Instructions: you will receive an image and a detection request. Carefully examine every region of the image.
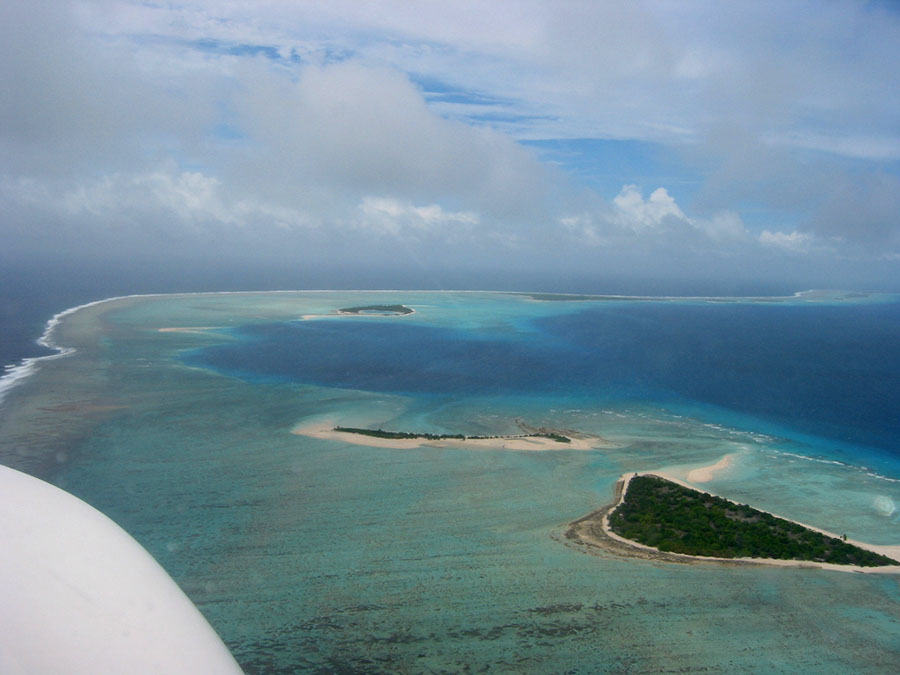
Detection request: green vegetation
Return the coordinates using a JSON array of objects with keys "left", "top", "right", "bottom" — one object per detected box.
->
[
  {"left": 539, "top": 432, "right": 571, "bottom": 443},
  {"left": 333, "top": 427, "right": 570, "bottom": 443},
  {"left": 609, "top": 475, "right": 898, "bottom": 566},
  {"left": 338, "top": 304, "right": 413, "bottom": 314},
  {"left": 334, "top": 427, "right": 464, "bottom": 440}
]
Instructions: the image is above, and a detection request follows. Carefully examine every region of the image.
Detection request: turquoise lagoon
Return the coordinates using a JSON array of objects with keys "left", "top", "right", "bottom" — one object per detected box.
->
[{"left": 1, "top": 290, "right": 899, "bottom": 672}]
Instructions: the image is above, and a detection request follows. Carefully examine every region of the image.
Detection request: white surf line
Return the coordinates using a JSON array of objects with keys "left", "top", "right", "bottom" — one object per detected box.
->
[
  {"left": 0, "top": 289, "right": 311, "bottom": 404},
  {"left": 0, "top": 288, "right": 513, "bottom": 404},
  {"left": 0, "top": 294, "right": 150, "bottom": 405}
]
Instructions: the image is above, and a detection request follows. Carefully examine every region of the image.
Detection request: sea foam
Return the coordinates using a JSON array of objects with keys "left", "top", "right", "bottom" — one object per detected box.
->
[{"left": 0, "top": 295, "right": 143, "bottom": 405}]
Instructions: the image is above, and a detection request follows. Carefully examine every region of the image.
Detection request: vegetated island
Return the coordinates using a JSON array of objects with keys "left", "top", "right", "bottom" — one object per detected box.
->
[
  {"left": 337, "top": 304, "right": 414, "bottom": 315},
  {"left": 292, "top": 419, "right": 606, "bottom": 451},
  {"left": 300, "top": 304, "right": 416, "bottom": 321},
  {"left": 567, "top": 473, "right": 900, "bottom": 571},
  {"left": 334, "top": 426, "right": 571, "bottom": 443}
]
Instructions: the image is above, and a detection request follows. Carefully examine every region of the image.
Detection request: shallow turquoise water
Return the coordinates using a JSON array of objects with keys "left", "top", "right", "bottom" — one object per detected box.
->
[{"left": 1, "top": 291, "right": 899, "bottom": 672}]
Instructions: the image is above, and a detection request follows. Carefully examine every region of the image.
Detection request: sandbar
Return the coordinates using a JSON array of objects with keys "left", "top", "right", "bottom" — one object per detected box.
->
[
  {"left": 300, "top": 309, "right": 416, "bottom": 320},
  {"left": 292, "top": 420, "right": 603, "bottom": 451},
  {"left": 158, "top": 326, "right": 220, "bottom": 334},
  {"left": 567, "top": 472, "right": 900, "bottom": 574},
  {"left": 685, "top": 453, "right": 737, "bottom": 483}
]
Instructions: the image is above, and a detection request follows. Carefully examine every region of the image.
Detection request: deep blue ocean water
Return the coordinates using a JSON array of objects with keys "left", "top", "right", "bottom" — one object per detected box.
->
[{"left": 187, "top": 300, "right": 900, "bottom": 457}]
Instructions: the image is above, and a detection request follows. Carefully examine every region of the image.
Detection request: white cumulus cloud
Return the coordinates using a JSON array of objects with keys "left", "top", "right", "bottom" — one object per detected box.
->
[
  {"left": 358, "top": 197, "right": 479, "bottom": 235},
  {"left": 759, "top": 230, "right": 814, "bottom": 253},
  {"left": 612, "top": 185, "right": 688, "bottom": 231}
]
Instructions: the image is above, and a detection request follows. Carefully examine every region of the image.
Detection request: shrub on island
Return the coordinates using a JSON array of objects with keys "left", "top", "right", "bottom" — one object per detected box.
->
[
  {"left": 609, "top": 475, "right": 898, "bottom": 566},
  {"left": 332, "top": 427, "right": 571, "bottom": 443},
  {"left": 333, "top": 427, "right": 464, "bottom": 440},
  {"left": 337, "top": 305, "right": 413, "bottom": 315}
]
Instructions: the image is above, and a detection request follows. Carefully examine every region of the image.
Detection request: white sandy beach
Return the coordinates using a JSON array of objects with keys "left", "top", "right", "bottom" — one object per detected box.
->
[
  {"left": 685, "top": 453, "right": 737, "bottom": 482},
  {"left": 292, "top": 420, "right": 600, "bottom": 451},
  {"left": 300, "top": 308, "right": 417, "bottom": 320},
  {"left": 654, "top": 452, "right": 740, "bottom": 486},
  {"left": 158, "top": 326, "right": 220, "bottom": 334}
]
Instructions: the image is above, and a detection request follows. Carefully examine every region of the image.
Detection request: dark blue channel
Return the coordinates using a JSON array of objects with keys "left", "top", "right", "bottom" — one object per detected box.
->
[{"left": 185, "top": 302, "right": 900, "bottom": 454}]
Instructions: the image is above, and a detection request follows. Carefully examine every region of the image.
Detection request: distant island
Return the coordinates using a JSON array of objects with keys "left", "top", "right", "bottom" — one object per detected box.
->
[
  {"left": 337, "top": 304, "right": 414, "bottom": 315},
  {"left": 334, "top": 426, "right": 571, "bottom": 443},
  {"left": 568, "top": 473, "right": 900, "bottom": 570}
]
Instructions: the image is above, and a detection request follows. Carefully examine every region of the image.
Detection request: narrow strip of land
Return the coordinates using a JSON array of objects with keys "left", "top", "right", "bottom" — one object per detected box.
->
[
  {"left": 685, "top": 453, "right": 736, "bottom": 482},
  {"left": 292, "top": 420, "right": 604, "bottom": 451},
  {"left": 337, "top": 304, "right": 414, "bottom": 315},
  {"left": 158, "top": 326, "right": 220, "bottom": 334}
]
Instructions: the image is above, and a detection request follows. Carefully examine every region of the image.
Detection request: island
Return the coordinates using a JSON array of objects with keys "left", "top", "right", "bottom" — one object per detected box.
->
[
  {"left": 567, "top": 473, "right": 900, "bottom": 571},
  {"left": 337, "top": 304, "right": 414, "bottom": 315},
  {"left": 292, "top": 419, "right": 607, "bottom": 451},
  {"left": 334, "top": 426, "right": 571, "bottom": 443}
]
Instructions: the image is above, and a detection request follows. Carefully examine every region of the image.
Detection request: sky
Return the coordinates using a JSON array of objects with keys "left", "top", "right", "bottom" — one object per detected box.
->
[{"left": 2, "top": 0, "right": 899, "bottom": 292}]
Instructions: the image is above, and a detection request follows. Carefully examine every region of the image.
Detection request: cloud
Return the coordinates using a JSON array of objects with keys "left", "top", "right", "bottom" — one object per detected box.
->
[
  {"left": 693, "top": 211, "right": 747, "bottom": 243},
  {"left": 557, "top": 185, "right": 752, "bottom": 258},
  {"left": 230, "top": 60, "right": 552, "bottom": 221},
  {"left": 0, "top": 1, "right": 897, "bottom": 289},
  {"left": 0, "top": 4, "right": 556, "bottom": 258},
  {"left": 0, "top": 1, "right": 217, "bottom": 179},
  {"left": 52, "top": 0, "right": 899, "bottom": 157},
  {"left": 807, "top": 172, "right": 900, "bottom": 251},
  {"left": 2, "top": 167, "right": 314, "bottom": 251},
  {"left": 61, "top": 170, "right": 236, "bottom": 226},
  {"left": 357, "top": 197, "right": 478, "bottom": 236},
  {"left": 688, "top": 125, "right": 900, "bottom": 256},
  {"left": 207, "top": 3, "right": 900, "bottom": 155},
  {"left": 612, "top": 185, "right": 687, "bottom": 232},
  {"left": 758, "top": 230, "right": 814, "bottom": 254}
]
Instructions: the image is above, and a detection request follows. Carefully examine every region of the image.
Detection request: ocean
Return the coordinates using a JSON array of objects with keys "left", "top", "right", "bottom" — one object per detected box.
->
[
  {"left": 186, "top": 297, "right": 900, "bottom": 458},
  {"left": 1, "top": 287, "right": 899, "bottom": 672}
]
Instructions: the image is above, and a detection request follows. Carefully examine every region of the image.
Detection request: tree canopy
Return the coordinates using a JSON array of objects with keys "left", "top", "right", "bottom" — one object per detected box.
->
[{"left": 609, "top": 475, "right": 897, "bottom": 567}]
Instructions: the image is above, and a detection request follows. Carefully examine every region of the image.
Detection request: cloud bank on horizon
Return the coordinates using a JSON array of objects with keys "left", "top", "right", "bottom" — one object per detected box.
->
[{"left": 1, "top": 0, "right": 898, "bottom": 289}]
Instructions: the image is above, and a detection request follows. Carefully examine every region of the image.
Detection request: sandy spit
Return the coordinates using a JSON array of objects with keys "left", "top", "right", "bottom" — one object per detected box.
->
[
  {"left": 685, "top": 453, "right": 737, "bottom": 482},
  {"left": 157, "top": 326, "right": 220, "bottom": 334}
]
